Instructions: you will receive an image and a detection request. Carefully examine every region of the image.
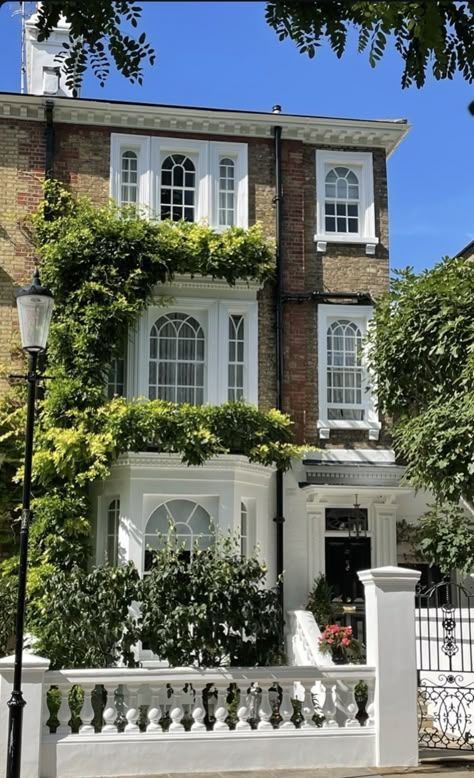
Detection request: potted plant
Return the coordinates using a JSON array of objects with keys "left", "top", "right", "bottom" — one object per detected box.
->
[{"left": 318, "top": 624, "right": 362, "bottom": 664}]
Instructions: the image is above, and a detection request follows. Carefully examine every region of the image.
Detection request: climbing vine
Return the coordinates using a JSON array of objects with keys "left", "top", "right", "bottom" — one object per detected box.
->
[{"left": 0, "top": 181, "right": 301, "bottom": 608}]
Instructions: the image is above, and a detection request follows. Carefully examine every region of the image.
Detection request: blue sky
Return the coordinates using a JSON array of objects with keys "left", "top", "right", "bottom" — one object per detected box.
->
[{"left": 0, "top": 1, "right": 472, "bottom": 272}]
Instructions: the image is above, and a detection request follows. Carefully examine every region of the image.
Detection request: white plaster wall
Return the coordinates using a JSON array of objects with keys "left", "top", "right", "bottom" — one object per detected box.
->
[{"left": 92, "top": 454, "right": 276, "bottom": 581}]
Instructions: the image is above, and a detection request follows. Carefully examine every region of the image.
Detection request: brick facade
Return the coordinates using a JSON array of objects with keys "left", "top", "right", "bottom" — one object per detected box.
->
[{"left": 0, "top": 105, "right": 392, "bottom": 450}]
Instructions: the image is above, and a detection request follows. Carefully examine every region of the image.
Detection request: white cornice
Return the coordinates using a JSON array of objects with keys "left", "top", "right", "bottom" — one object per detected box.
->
[
  {"left": 303, "top": 463, "right": 406, "bottom": 489},
  {"left": 154, "top": 274, "right": 263, "bottom": 299},
  {"left": 112, "top": 452, "right": 275, "bottom": 477},
  {"left": 0, "top": 93, "right": 410, "bottom": 157}
]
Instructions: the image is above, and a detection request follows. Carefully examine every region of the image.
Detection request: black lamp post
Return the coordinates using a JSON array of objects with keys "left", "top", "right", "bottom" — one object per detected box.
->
[{"left": 6, "top": 269, "right": 53, "bottom": 778}]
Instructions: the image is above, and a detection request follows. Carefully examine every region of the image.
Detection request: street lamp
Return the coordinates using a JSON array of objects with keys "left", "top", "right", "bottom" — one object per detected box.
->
[{"left": 6, "top": 269, "right": 53, "bottom": 778}]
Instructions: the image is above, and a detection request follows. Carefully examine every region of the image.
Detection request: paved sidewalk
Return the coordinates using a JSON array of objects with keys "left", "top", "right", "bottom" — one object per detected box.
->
[{"left": 118, "top": 759, "right": 474, "bottom": 778}]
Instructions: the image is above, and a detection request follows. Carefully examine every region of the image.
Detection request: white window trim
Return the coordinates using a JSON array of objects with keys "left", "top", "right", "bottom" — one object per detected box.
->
[
  {"left": 210, "top": 142, "right": 248, "bottom": 230},
  {"left": 317, "top": 304, "right": 380, "bottom": 440},
  {"left": 314, "top": 150, "right": 378, "bottom": 255},
  {"left": 96, "top": 494, "right": 121, "bottom": 565},
  {"left": 130, "top": 297, "right": 257, "bottom": 406},
  {"left": 110, "top": 134, "right": 151, "bottom": 212},
  {"left": 217, "top": 301, "right": 258, "bottom": 405},
  {"left": 110, "top": 134, "right": 248, "bottom": 229},
  {"left": 150, "top": 137, "right": 209, "bottom": 223}
]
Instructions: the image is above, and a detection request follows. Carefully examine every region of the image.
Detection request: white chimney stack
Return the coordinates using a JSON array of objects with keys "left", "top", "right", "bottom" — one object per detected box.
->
[{"left": 25, "top": 6, "right": 76, "bottom": 97}]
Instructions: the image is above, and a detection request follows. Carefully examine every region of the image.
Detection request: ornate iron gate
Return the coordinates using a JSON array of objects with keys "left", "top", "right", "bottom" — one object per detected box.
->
[{"left": 417, "top": 580, "right": 474, "bottom": 750}]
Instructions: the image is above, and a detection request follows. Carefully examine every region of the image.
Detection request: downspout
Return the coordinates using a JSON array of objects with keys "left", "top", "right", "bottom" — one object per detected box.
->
[
  {"left": 45, "top": 100, "right": 55, "bottom": 180},
  {"left": 272, "top": 109, "right": 285, "bottom": 620}
]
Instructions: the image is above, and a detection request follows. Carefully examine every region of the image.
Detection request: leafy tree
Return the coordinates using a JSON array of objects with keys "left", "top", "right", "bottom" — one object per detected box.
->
[
  {"left": 141, "top": 532, "right": 283, "bottom": 667},
  {"left": 30, "top": 563, "right": 141, "bottom": 669},
  {"left": 368, "top": 255, "right": 474, "bottom": 510},
  {"left": 266, "top": 1, "right": 474, "bottom": 89},
  {"left": 21, "top": 1, "right": 474, "bottom": 94},
  {"left": 416, "top": 504, "right": 474, "bottom": 575},
  {"left": 0, "top": 574, "right": 17, "bottom": 657}
]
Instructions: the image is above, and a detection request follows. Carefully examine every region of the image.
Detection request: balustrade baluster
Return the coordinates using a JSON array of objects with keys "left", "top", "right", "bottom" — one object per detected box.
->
[
  {"left": 301, "top": 687, "right": 316, "bottom": 729},
  {"left": 321, "top": 679, "right": 338, "bottom": 728},
  {"left": 168, "top": 690, "right": 184, "bottom": 733},
  {"left": 278, "top": 685, "right": 295, "bottom": 729},
  {"left": 43, "top": 685, "right": 52, "bottom": 736},
  {"left": 257, "top": 687, "right": 273, "bottom": 731},
  {"left": 79, "top": 683, "right": 96, "bottom": 734},
  {"left": 124, "top": 684, "right": 140, "bottom": 733},
  {"left": 343, "top": 680, "right": 359, "bottom": 728},
  {"left": 213, "top": 686, "right": 229, "bottom": 731},
  {"left": 56, "top": 683, "right": 71, "bottom": 735},
  {"left": 146, "top": 684, "right": 162, "bottom": 733},
  {"left": 101, "top": 684, "right": 118, "bottom": 734},
  {"left": 236, "top": 695, "right": 251, "bottom": 731},
  {"left": 366, "top": 679, "right": 376, "bottom": 727},
  {"left": 191, "top": 686, "right": 206, "bottom": 732}
]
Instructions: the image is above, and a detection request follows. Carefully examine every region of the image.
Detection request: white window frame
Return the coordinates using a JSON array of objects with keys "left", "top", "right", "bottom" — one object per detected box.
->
[
  {"left": 317, "top": 304, "right": 380, "bottom": 440},
  {"left": 110, "top": 134, "right": 151, "bottom": 211},
  {"left": 151, "top": 137, "right": 209, "bottom": 223},
  {"left": 129, "top": 298, "right": 258, "bottom": 406},
  {"left": 210, "top": 142, "right": 248, "bottom": 230},
  {"left": 110, "top": 134, "right": 248, "bottom": 228},
  {"left": 217, "top": 301, "right": 258, "bottom": 405},
  {"left": 314, "top": 150, "right": 378, "bottom": 255}
]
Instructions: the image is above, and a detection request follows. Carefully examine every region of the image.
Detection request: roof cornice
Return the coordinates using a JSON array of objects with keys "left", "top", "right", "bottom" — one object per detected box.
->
[{"left": 0, "top": 93, "right": 410, "bottom": 156}]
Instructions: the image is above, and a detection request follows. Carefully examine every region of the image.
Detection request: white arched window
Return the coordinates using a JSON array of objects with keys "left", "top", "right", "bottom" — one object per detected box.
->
[
  {"left": 324, "top": 166, "right": 359, "bottom": 234},
  {"left": 106, "top": 498, "right": 120, "bottom": 565},
  {"left": 218, "top": 157, "right": 235, "bottom": 227},
  {"left": 228, "top": 314, "right": 244, "bottom": 401},
  {"left": 144, "top": 499, "right": 214, "bottom": 571},
  {"left": 120, "top": 150, "right": 138, "bottom": 206},
  {"left": 160, "top": 154, "right": 196, "bottom": 222},
  {"left": 149, "top": 313, "right": 205, "bottom": 404},
  {"left": 240, "top": 501, "right": 248, "bottom": 558},
  {"left": 326, "top": 319, "right": 364, "bottom": 420}
]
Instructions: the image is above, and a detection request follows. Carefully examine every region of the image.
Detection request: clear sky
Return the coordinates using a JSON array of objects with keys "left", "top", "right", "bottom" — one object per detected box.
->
[{"left": 0, "top": 1, "right": 472, "bottom": 273}]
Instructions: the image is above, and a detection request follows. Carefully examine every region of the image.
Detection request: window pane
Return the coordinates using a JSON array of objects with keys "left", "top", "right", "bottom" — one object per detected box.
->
[
  {"left": 337, "top": 217, "right": 346, "bottom": 232},
  {"left": 326, "top": 217, "right": 336, "bottom": 231}
]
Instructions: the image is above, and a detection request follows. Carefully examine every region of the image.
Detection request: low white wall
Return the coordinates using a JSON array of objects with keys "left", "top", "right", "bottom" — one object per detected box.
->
[{"left": 42, "top": 730, "right": 375, "bottom": 778}]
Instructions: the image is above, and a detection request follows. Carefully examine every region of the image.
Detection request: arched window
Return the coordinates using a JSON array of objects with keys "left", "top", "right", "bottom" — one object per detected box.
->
[
  {"left": 160, "top": 154, "right": 196, "bottom": 221},
  {"left": 149, "top": 313, "right": 205, "bottom": 404},
  {"left": 228, "top": 314, "right": 244, "bottom": 401},
  {"left": 240, "top": 501, "right": 248, "bottom": 558},
  {"left": 219, "top": 157, "right": 235, "bottom": 227},
  {"left": 106, "top": 498, "right": 120, "bottom": 564},
  {"left": 327, "top": 320, "right": 364, "bottom": 420},
  {"left": 144, "top": 499, "right": 213, "bottom": 571},
  {"left": 121, "top": 150, "right": 138, "bottom": 206},
  {"left": 324, "top": 167, "right": 359, "bottom": 234}
]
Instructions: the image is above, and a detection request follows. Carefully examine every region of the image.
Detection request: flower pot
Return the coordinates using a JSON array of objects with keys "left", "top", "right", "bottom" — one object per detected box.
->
[{"left": 331, "top": 646, "right": 347, "bottom": 665}]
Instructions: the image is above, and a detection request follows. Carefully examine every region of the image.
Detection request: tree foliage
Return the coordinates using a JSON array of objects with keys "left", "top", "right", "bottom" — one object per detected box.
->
[
  {"left": 416, "top": 504, "right": 474, "bottom": 575},
  {"left": 368, "top": 256, "right": 474, "bottom": 506},
  {"left": 142, "top": 532, "right": 283, "bottom": 667},
  {"left": 265, "top": 1, "right": 474, "bottom": 89}
]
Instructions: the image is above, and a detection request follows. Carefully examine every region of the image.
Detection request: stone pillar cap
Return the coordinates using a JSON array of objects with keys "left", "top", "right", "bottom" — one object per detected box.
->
[
  {"left": 358, "top": 565, "right": 421, "bottom": 589},
  {"left": 0, "top": 650, "right": 50, "bottom": 669}
]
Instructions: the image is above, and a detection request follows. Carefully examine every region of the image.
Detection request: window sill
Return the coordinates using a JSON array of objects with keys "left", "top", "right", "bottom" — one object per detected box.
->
[
  {"left": 317, "top": 419, "right": 381, "bottom": 441},
  {"left": 314, "top": 234, "right": 379, "bottom": 255}
]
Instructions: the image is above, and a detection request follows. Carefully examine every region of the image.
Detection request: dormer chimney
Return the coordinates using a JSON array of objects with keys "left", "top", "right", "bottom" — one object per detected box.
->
[{"left": 25, "top": 6, "right": 76, "bottom": 97}]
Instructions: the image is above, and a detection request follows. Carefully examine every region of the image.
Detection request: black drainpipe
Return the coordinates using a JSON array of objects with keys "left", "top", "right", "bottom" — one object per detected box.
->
[
  {"left": 272, "top": 109, "right": 285, "bottom": 621},
  {"left": 45, "top": 100, "right": 55, "bottom": 180}
]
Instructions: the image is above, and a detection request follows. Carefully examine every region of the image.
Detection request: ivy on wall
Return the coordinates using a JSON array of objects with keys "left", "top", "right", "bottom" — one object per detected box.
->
[{"left": 0, "top": 181, "right": 301, "bottom": 605}]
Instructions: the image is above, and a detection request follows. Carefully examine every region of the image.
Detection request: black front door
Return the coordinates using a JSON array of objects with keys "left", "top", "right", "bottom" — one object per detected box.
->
[{"left": 325, "top": 537, "right": 371, "bottom": 604}]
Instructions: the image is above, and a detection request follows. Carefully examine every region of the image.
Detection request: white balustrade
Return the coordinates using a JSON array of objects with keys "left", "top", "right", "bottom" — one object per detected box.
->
[{"left": 42, "top": 665, "right": 376, "bottom": 738}]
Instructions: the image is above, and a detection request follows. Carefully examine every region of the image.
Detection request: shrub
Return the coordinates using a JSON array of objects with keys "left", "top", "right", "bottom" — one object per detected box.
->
[
  {"left": 141, "top": 532, "right": 283, "bottom": 667},
  {"left": 30, "top": 562, "right": 141, "bottom": 669}
]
